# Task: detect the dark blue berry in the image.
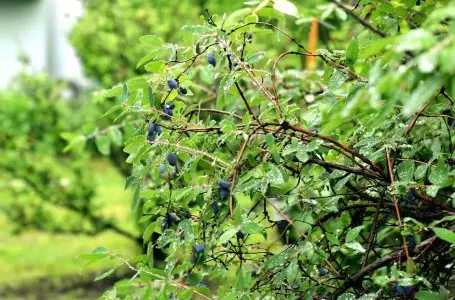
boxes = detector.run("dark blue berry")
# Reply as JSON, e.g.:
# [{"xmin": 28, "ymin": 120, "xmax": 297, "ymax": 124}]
[
  {"xmin": 208, "ymin": 53, "xmax": 216, "ymax": 67},
  {"xmin": 161, "ymin": 218, "xmax": 169, "ymax": 230},
  {"xmin": 222, "ymin": 242, "xmax": 228, "ymax": 248},
  {"xmin": 155, "ymin": 124, "xmax": 162, "ymax": 135},
  {"xmin": 403, "ymin": 285, "xmax": 414, "ymax": 295},
  {"xmin": 197, "ymin": 281, "xmax": 208, "ymax": 287},
  {"xmin": 219, "ymin": 188, "xmax": 229, "ymax": 200},
  {"xmin": 179, "ymin": 87, "xmax": 187, "ymax": 95},
  {"xmin": 163, "ymin": 107, "xmax": 173, "ymax": 116},
  {"xmin": 318, "ymin": 268, "xmax": 327, "ymax": 276},
  {"xmin": 168, "ymin": 213, "xmax": 177, "ymax": 223},
  {"xmin": 236, "ymin": 231, "xmax": 245, "ymax": 239},
  {"xmin": 407, "ymin": 187, "xmax": 416, "ymax": 201},
  {"xmin": 407, "ymin": 235, "xmax": 416, "ymax": 248},
  {"xmin": 165, "ymin": 102, "xmax": 175, "ymax": 110},
  {"xmin": 182, "ymin": 211, "xmax": 192, "ymax": 219},
  {"xmin": 147, "ymin": 133, "xmax": 155, "ymax": 142},
  {"xmin": 148, "ymin": 123, "xmax": 156, "ymax": 134},
  {"xmin": 167, "ymin": 153, "xmax": 177, "ymax": 166},
  {"xmin": 193, "ymin": 243, "xmax": 206, "ymax": 253},
  {"xmin": 251, "ymin": 270, "xmax": 258, "ymax": 277},
  {"xmin": 219, "ymin": 179, "xmax": 231, "ymax": 189},
  {"xmin": 442, "ymin": 108, "xmax": 451, "ymax": 115},
  {"xmin": 247, "ymin": 33, "xmax": 253, "ymax": 42},
  {"xmin": 159, "ymin": 165, "xmax": 166, "ymax": 174},
  {"xmin": 212, "ymin": 202, "xmax": 220, "ymax": 213},
  {"xmin": 168, "ymin": 79, "xmax": 178, "ymax": 89}
]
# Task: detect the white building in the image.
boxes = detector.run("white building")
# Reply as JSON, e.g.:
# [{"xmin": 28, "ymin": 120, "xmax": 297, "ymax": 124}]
[{"xmin": 0, "ymin": 0, "xmax": 87, "ymax": 88}]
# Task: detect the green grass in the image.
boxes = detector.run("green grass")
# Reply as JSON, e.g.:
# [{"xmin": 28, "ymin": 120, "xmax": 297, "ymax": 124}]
[{"xmin": 0, "ymin": 159, "xmax": 140, "ymax": 286}]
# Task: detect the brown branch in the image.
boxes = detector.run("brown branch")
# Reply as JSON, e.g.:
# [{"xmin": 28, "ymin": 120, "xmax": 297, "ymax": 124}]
[
  {"xmin": 183, "ymin": 108, "xmax": 242, "ymax": 120},
  {"xmin": 235, "ymin": 82, "xmax": 258, "ymax": 122},
  {"xmin": 404, "ymin": 92, "xmax": 439, "ymax": 136},
  {"xmin": 283, "ymin": 123, "xmax": 384, "ymax": 175},
  {"xmin": 227, "ymin": 22, "xmax": 309, "ymax": 52},
  {"xmin": 331, "ymin": 235, "xmax": 439, "ymax": 297},
  {"xmin": 386, "ymin": 148, "xmax": 411, "ymax": 262},
  {"xmin": 308, "ymin": 158, "xmax": 383, "ymax": 180},
  {"xmin": 326, "ymin": 0, "xmax": 387, "ymax": 37},
  {"xmin": 229, "ymin": 129, "xmax": 257, "ymax": 217},
  {"xmin": 113, "ymin": 254, "xmax": 213, "ymax": 300},
  {"xmin": 266, "ymin": 198, "xmax": 340, "ymax": 275}
]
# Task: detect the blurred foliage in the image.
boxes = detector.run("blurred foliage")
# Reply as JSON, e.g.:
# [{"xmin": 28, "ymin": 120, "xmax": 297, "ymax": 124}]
[
  {"xmin": 71, "ymin": 0, "xmax": 244, "ymax": 87},
  {"xmin": 68, "ymin": 0, "xmax": 455, "ymax": 298},
  {"xmin": 0, "ymin": 72, "xmax": 137, "ymax": 243}
]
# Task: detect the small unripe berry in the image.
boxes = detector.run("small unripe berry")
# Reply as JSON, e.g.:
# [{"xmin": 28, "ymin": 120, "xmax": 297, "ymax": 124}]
[
  {"xmin": 159, "ymin": 165, "xmax": 166, "ymax": 174},
  {"xmin": 208, "ymin": 53, "xmax": 216, "ymax": 67},
  {"xmin": 167, "ymin": 79, "xmax": 178, "ymax": 89},
  {"xmin": 167, "ymin": 153, "xmax": 177, "ymax": 166}
]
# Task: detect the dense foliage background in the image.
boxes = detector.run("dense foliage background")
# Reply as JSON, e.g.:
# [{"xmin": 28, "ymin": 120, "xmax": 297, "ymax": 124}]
[{"xmin": 1, "ymin": 0, "xmax": 455, "ymax": 299}]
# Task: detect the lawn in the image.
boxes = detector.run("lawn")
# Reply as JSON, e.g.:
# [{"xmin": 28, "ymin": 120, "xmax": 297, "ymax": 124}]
[{"xmin": 0, "ymin": 159, "xmax": 140, "ymax": 298}]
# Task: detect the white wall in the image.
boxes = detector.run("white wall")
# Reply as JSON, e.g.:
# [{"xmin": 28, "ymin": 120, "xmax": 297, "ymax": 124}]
[
  {"xmin": 0, "ymin": 0, "xmax": 87, "ymax": 89},
  {"xmin": 0, "ymin": 0, "xmax": 48, "ymax": 88},
  {"xmin": 48, "ymin": 0, "xmax": 87, "ymax": 84}
]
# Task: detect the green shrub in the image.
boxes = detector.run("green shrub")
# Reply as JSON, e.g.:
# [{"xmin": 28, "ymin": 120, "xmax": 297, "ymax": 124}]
[{"xmin": 76, "ymin": 1, "xmax": 455, "ymax": 298}]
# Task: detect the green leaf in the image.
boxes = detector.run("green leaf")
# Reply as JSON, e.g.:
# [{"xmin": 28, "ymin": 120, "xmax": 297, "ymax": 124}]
[
  {"xmin": 77, "ymin": 247, "xmax": 109, "ymax": 265},
  {"xmin": 242, "ymin": 222, "xmax": 263, "ymax": 234},
  {"xmin": 296, "ymin": 151, "xmax": 309, "ymax": 163},
  {"xmin": 429, "ymin": 160, "xmax": 448, "ymax": 185},
  {"xmin": 148, "ymin": 87, "xmax": 156, "ymax": 107},
  {"xmin": 121, "ymin": 84, "xmax": 128, "ymax": 103},
  {"xmin": 143, "ymin": 222, "xmax": 156, "ymax": 243},
  {"xmin": 416, "ymin": 291, "xmax": 445, "ymax": 300},
  {"xmin": 219, "ymin": 228, "xmax": 238, "ymax": 244},
  {"xmin": 403, "ymin": 76, "xmax": 441, "ymax": 116},
  {"xmin": 95, "ymin": 268, "xmax": 116, "ymax": 281},
  {"xmin": 397, "ymin": 160, "xmax": 415, "ymax": 182},
  {"xmin": 144, "ymin": 60, "xmax": 165, "ymax": 73},
  {"xmin": 139, "ymin": 35, "xmax": 163, "ymax": 50},
  {"xmin": 95, "ymin": 135, "xmax": 111, "ymax": 156},
  {"xmin": 107, "ymin": 128, "xmax": 123, "ymax": 146},
  {"xmin": 345, "ymin": 242, "xmax": 366, "ymax": 253},
  {"xmin": 346, "ymin": 38, "xmax": 358, "ymax": 66},
  {"xmin": 346, "ymin": 225, "xmax": 365, "ymax": 243},
  {"xmin": 433, "ymin": 227, "xmax": 455, "ymax": 244},
  {"xmin": 338, "ymin": 293, "xmax": 356, "ymax": 300},
  {"xmin": 273, "ymin": 0, "xmax": 299, "ymax": 17}
]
